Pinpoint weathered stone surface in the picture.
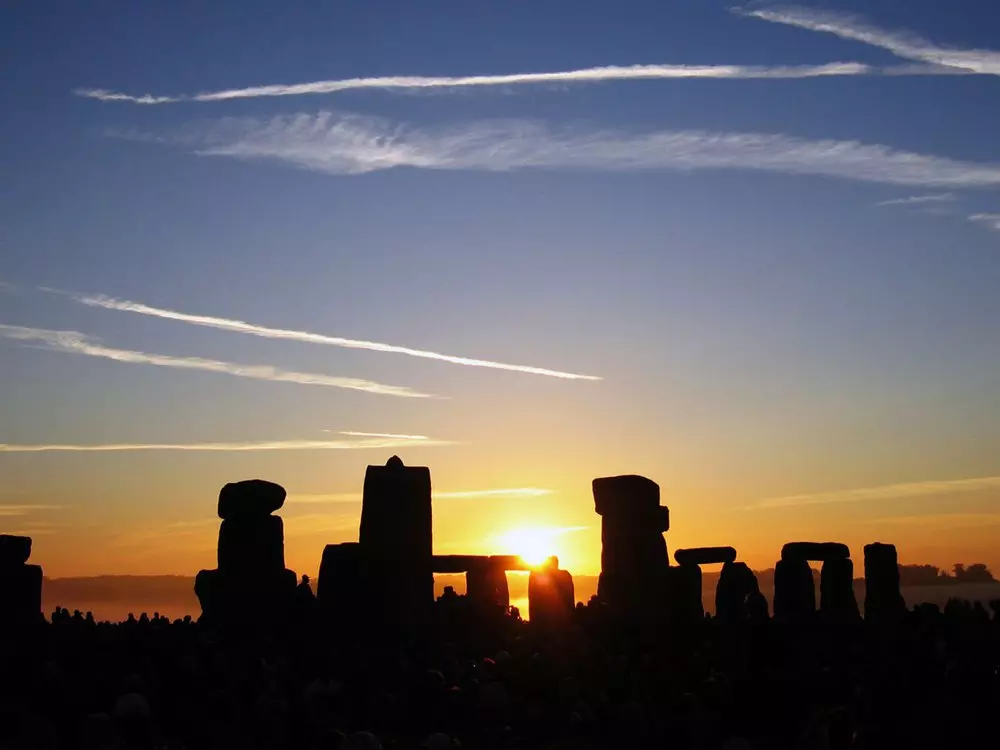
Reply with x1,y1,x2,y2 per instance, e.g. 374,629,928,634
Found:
716,562,760,623
528,567,574,628
0,563,43,626
218,515,284,573
0,534,31,566
820,557,860,621
864,542,905,623
359,456,434,622
674,546,737,567
781,542,850,562
774,557,815,621
218,479,286,519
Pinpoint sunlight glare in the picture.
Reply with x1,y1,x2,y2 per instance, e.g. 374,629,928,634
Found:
497,527,561,567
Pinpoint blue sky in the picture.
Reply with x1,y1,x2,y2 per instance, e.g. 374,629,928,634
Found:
2,0,999,577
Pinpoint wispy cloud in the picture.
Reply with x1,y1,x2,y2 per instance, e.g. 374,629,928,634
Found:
74,62,874,105
969,213,1000,232
871,512,1000,529
0,434,451,453
876,192,956,207
0,504,63,517
287,487,553,504
737,6,1000,75
155,111,1000,188
750,476,1000,509
0,323,434,398
70,293,600,381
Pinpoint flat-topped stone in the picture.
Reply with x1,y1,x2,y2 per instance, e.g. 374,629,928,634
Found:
593,475,660,517
781,542,849,562
218,479,286,519
0,534,32,566
674,546,737,566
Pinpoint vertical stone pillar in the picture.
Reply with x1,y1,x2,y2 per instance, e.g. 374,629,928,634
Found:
774,557,815,622
359,456,433,624
528,563,574,629
716,561,759,624
593,475,670,619
466,559,510,614
0,535,43,628
195,479,297,625
819,558,860,622
863,543,905,623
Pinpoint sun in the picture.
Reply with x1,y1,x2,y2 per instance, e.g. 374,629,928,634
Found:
497,527,561,567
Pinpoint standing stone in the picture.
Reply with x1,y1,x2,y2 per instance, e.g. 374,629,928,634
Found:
781,542,849,563
218,515,284,573
218,479,286,519
318,543,366,614
716,562,760,623
773,557,815,622
0,535,43,629
593,475,670,618
195,480,297,626
669,564,704,623
528,564,574,629
466,560,510,613
359,456,433,624
819,557,860,622
864,542,905,623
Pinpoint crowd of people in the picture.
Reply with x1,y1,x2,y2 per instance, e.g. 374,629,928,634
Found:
2,592,999,750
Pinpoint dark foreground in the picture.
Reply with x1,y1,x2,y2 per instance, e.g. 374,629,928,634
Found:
2,596,999,750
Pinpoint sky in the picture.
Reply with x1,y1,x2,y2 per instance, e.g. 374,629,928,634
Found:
2,0,999,580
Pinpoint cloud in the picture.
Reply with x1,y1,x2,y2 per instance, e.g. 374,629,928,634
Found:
0,435,452,453
969,213,1000,232
0,504,63,517
737,6,1000,75
0,323,434,398
151,111,1000,188
876,192,956,206
71,293,601,381
750,475,1000,509
871,512,1000,529
74,62,875,105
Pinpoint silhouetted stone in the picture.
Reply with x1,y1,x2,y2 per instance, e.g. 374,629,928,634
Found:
0,535,43,628
317,542,366,612
716,562,760,623
359,456,433,623
781,542,849,562
529,565,574,629
0,534,31,566
864,542,905,623
774,557,815,622
820,557,860,622
593,475,670,617
669,564,704,623
218,515,284,574
218,479,286,519
467,561,510,612
433,555,530,573
674,546,737,567
195,566,297,625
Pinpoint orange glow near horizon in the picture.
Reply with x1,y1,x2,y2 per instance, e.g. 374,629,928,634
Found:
494,526,581,567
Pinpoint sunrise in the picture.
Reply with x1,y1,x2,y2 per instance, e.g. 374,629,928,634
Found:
2,1,999,747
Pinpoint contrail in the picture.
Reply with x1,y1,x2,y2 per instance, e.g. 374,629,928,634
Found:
73,294,601,380
0,323,435,398
172,111,1000,188
737,6,1000,75
74,62,873,104
0,436,451,452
